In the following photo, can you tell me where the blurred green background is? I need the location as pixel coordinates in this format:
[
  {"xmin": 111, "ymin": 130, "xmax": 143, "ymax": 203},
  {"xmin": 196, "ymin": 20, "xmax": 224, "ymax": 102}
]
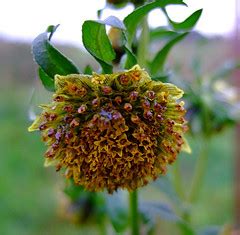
[{"xmin": 0, "ymin": 36, "xmax": 234, "ymax": 234}]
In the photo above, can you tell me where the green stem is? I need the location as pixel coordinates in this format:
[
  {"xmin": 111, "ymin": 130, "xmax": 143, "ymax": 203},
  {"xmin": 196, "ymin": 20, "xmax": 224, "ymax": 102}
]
[
  {"xmin": 188, "ymin": 100, "xmax": 211, "ymax": 204},
  {"xmin": 98, "ymin": 217, "xmax": 107, "ymax": 235},
  {"xmin": 129, "ymin": 190, "xmax": 140, "ymax": 235},
  {"xmin": 172, "ymin": 160, "xmax": 185, "ymax": 200},
  {"xmin": 188, "ymin": 138, "xmax": 209, "ymax": 204}
]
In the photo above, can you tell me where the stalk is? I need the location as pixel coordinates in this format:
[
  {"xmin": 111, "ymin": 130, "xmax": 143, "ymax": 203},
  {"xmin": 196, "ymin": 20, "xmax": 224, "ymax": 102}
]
[
  {"xmin": 129, "ymin": 190, "xmax": 140, "ymax": 235},
  {"xmin": 188, "ymin": 138, "xmax": 209, "ymax": 203}
]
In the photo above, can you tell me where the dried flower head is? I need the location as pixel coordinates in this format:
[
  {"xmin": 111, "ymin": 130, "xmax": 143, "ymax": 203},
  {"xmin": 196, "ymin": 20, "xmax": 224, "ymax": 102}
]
[{"xmin": 29, "ymin": 65, "xmax": 187, "ymax": 193}]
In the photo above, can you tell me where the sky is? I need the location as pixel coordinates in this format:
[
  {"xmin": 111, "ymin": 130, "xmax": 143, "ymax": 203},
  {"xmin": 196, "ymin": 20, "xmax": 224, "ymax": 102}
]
[{"xmin": 0, "ymin": 0, "xmax": 236, "ymax": 46}]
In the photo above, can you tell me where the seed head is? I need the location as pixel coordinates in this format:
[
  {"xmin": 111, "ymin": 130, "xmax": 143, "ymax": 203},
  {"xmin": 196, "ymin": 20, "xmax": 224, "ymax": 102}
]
[{"xmin": 29, "ymin": 65, "xmax": 187, "ymax": 193}]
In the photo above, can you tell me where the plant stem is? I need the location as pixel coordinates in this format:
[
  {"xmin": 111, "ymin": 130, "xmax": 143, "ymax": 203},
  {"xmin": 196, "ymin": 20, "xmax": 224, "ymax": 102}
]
[
  {"xmin": 172, "ymin": 160, "xmax": 185, "ymax": 200},
  {"xmin": 98, "ymin": 217, "xmax": 107, "ymax": 235},
  {"xmin": 188, "ymin": 138, "xmax": 209, "ymax": 203},
  {"xmin": 129, "ymin": 190, "xmax": 140, "ymax": 235}
]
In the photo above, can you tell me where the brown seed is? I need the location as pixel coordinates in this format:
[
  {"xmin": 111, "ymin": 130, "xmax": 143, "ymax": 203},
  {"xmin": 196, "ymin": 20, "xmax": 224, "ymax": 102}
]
[
  {"xmin": 45, "ymin": 149, "xmax": 54, "ymax": 158},
  {"xmin": 69, "ymin": 84, "xmax": 78, "ymax": 92},
  {"xmin": 76, "ymin": 87, "xmax": 87, "ymax": 96},
  {"xmin": 156, "ymin": 114, "xmax": 163, "ymax": 122},
  {"xmin": 142, "ymin": 100, "xmax": 151, "ymax": 110},
  {"xmin": 114, "ymin": 96, "xmax": 122, "ymax": 105},
  {"xmin": 39, "ymin": 123, "xmax": 47, "ymax": 130},
  {"xmin": 78, "ymin": 105, "xmax": 87, "ymax": 114},
  {"xmin": 131, "ymin": 115, "xmax": 140, "ymax": 123},
  {"xmin": 92, "ymin": 98, "xmax": 100, "ymax": 107},
  {"xmin": 52, "ymin": 142, "xmax": 59, "ymax": 150},
  {"xmin": 154, "ymin": 102, "xmax": 162, "ymax": 112},
  {"xmin": 119, "ymin": 74, "xmax": 130, "ymax": 85},
  {"xmin": 124, "ymin": 103, "xmax": 132, "ymax": 112},
  {"xmin": 129, "ymin": 91, "xmax": 138, "ymax": 102},
  {"xmin": 131, "ymin": 71, "xmax": 140, "ymax": 81},
  {"xmin": 54, "ymin": 95, "xmax": 65, "ymax": 102},
  {"xmin": 47, "ymin": 128, "xmax": 55, "ymax": 137},
  {"xmin": 112, "ymin": 112, "xmax": 122, "ymax": 120},
  {"xmin": 146, "ymin": 91, "xmax": 155, "ymax": 100},
  {"xmin": 49, "ymin": 113, "xmax": 57, "ymax": 121},
  {"xmin": 63, "ymin": 105, "xmax": 73, "ymax": 112},
  {"xmin": 70, "ymin": 119, "xmax": 80, "ymax": 127},
  {"xmin": 55, "ymin": 131, "xmax": 62, "ymax": 141},
  {"xmin": 144, "ymin": 111, "xmax": 153, "ymax": 120},
  {"xmin": 102, "ymin": 86, "xmax": 112, "ymax": 95},
  {"xmin": 63, "ymin": 114, "xmax": 73, "ymax": 123},
  {"xmin": 65, "ymin": 132, "xmax": 73, "ymax": 140}
]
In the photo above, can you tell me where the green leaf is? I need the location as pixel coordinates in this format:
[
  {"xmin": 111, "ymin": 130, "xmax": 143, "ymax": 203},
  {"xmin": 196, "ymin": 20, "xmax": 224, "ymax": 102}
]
[
  {"xmin": 150, "ymin": 32, "xmax": 188, "ymax": 75},
  {"xmin": 38, "ymin": 67, "xmax": 55, "ymax": 92},
  {"xmin": 164, "ymin": 9, "xmax": 203, "ymax": 31},
  {"xmin": 82, "ymin": 20, "xmax": 116, "ymax": 73},
  {"xmin": 140, "ymin": 200, "xmax": 196, "ymax": 235},
  {"xmin": 139, "ymin": 201, "xmax": 180, "ymax": 222},
  {"xmin": 98, "ymin": 16, "xmax": 126, "ymax": 30},
  {"xmin": 84, "ymin": 65, "xmax": 93, "ymax": 75},
  {"xmin": 153, "ymin": 176, "xmax": 180, "ymax": 204},
  {"xmin": 64, "ymin": 179, "xmax": 86, "ymax": 201},
  {"xmin": 124, "ymin": 0, "xmax": 187, "ymax": 44},
  {"xmin": 32, "ymin": 25, "xmax": 80, "ymax": 79},
  {"xmin": 212, "ymin": 60, "xmax": 240, "ymax": 81},
  {"xmin": 198, "ymin": 226, "xmax": 221, "ymax": 235},
  {"xmin": 105, "ymin": 191, "xmax": 129, "ymax": 233},
  {"xmin": 150, "ymin": 27, "xmax": 179, "ymax": 41},
  {"xmin": 123, "ymin": 45, "xmax": 138, "ymax": 69},
  {"xmin": 178, "ymin": 221, "xmax": 196, "ymax": 235}
]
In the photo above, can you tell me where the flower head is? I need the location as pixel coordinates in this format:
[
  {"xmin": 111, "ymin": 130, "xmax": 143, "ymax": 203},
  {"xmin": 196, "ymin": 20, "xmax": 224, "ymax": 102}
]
[{"xmin": 29, "ymin": 65, "xmax": 187, "ymax": 193}]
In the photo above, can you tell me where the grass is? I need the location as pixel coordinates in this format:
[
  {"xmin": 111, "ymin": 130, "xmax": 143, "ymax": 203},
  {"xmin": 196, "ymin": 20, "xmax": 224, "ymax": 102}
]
[{"xmin": 0, "ymin": 85, "xmax": 235, "ymax": 234}]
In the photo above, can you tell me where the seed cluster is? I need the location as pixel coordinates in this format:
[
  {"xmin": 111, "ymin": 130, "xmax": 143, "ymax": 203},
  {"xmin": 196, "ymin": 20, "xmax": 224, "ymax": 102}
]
[{"xmin": 29, "ymin": 65, "xmax": 187, "ymax": 193}]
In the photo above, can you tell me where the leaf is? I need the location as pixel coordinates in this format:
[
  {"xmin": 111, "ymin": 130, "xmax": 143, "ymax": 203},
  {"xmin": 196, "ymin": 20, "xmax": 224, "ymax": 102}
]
[
  {"xmin": 38, "ymin": 67, "xmax": 55, "ymax": 92},
  {"xmin": 152, "ymin": 176, "xmax": 180, "ymax": 204},
  {"xmin": 164, "ymin": 9, "xmax": 203, "ymax": 31},
  {"xmin": 123, "ymin": 46, "xmax": 138, "ymax": 69},
  {"xmin": 64, "ymin": 179, "xmax": 86, "ymax": 201},
  {"xmin": 82, "ymin": 20, "xmax": 116, "ymax": 73},
  {"xmin": 97, "ymin": 16, "xmax": 126, "ymax": 30},
  {"xmin": 139, "ymin": 201, "xmax": 180, "ymax": 222},
  {"xmin": 198, "ymin": 226, "xmax": 221, "ymax": 235},
  {"xmin": 140, "ymin": 201, "xmax": 196, "ymax": 235},
  {"xmin": 105, "ymin": 191, "xmax": 129, "ymax": 233},
  {"xmin": 32, "ymin": 25, "xmax": 80, "ymax": 79},
  {"xmin": 150, "ymin": 32, "xmax": 188, "ymax": 75},
  {"xmin": 212, "ymin": 60, "xmax": 240, "ymax": 81},
  {"xmin": 83, "ymin": 65, "xmax": 93, "ymax": 75},
  {"xmin": 178, "ymin": 221, "xmax": 196, "ymax": 235},
  {"xmin": 151, "ymin": 72, "xmax": 171, "ymax": 82},
  {"xmin": 150, "ymin": 27, "xmax": 179, "ymax": 41},
  {"xmin": 124, "ymin": 0, "xmax": 187, "ymax": 44}
]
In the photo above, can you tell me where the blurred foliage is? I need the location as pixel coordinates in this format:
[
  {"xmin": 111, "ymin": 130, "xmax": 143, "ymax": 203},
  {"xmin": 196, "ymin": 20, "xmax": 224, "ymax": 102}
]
[{"xmin": 173, "ymin": 59, "xmax": 240, "ymax": 136}]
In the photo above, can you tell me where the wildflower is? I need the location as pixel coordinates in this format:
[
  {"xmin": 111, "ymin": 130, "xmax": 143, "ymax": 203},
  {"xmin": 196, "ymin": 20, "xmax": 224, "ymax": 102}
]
[{"xmin": 29, "ymin": 65, "xmax": 187, "ymax": 193}]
